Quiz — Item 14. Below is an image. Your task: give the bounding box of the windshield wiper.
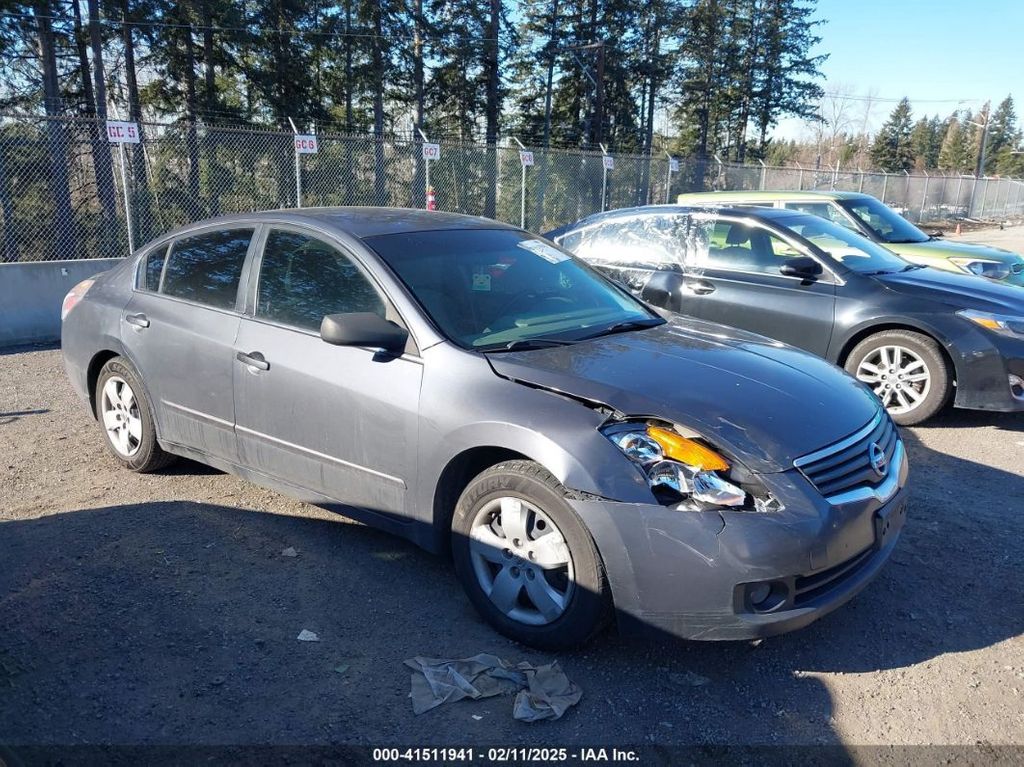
[484,338,577,353]
[901,264,927,271]
[579,316,665,340]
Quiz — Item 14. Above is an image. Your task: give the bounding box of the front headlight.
[957,309,1024,338]
[949,258,1011,281]
[603,421,778,511]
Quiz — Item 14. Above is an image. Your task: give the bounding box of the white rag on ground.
[404,653,582,721]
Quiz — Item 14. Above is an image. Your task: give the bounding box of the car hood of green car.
[889,239,1024,285]
[890,238,1022,265]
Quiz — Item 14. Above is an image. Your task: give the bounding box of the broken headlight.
[603,421,777,511]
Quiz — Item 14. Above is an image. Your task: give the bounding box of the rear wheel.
[451,460,610,649]
[95,357,175,472]
[845,330,952,425]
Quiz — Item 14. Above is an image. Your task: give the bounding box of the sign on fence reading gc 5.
[294,135,318,153]
[106,121,140,143]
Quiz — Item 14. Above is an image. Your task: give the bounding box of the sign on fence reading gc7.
[294,135,318,153]
[422,143,441,161]
[106,121,140,143]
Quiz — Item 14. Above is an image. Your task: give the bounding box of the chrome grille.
[795,412,901,502]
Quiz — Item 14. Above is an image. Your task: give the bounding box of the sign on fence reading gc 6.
[106,121,140,143]
[294,135,318,154]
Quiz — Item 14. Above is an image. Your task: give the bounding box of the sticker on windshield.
[518,239,569,264]
[472,273,492,291]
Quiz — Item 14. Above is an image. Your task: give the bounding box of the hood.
[875,266,1024,313]
[487,318,880,474]
[894,238,1024,265]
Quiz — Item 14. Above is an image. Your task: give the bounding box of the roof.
[155,207,516,243]
[676,190,871,202]
[547,203,810,235]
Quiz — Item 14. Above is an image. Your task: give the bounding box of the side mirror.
[320,312,408,354]
[779,256,823,280]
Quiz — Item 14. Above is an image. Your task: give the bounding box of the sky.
[771,0,1024,139]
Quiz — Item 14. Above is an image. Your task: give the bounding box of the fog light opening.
[746,581,788,613]
[1009,374,1024,401]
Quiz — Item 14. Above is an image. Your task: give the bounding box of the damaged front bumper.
[567,459,908,641]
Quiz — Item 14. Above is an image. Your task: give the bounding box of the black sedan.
[548,205,1024,425]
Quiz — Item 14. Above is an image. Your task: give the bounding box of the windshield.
[779,213,913,274]
[366,228,661,350]
[838,197,929,244]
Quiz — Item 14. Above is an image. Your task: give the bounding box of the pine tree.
[986,95,1021,175]
[938,114,973,173]
[870,97,914,172]
[909,115,941,170]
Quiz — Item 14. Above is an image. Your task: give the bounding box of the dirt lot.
[2,235,1024,752]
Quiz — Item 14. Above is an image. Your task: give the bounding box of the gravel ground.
[2,233,1023,751]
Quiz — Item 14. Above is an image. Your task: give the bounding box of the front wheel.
[845,330,952,426]
[451,460,611,649]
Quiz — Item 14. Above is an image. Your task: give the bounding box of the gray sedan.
[61,208,908,648]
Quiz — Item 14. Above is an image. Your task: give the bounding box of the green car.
[677,190,1024,287]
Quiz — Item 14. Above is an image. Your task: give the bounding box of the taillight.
[61,278,96,321]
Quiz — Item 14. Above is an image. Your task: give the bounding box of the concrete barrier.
[0,259,123,348]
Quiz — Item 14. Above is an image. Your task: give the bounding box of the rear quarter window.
[160,229,254,310]
[141,244,168,291]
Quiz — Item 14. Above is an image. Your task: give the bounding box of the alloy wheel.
[468,496,575,626]
[100,375,143,457]
[855,345,931,415]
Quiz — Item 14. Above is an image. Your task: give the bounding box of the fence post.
[511,137,529,229]
[758,159,767,191]
[117,142,135,253]
[919,170,929,223]
[880,172,888,203]
[796,162,804,191]
[857,168,864,193]
[287,118,302,207]
[978,178,988,218]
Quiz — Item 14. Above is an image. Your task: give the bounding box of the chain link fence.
[2,113,1023,263]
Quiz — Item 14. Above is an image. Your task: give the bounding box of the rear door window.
[160,229,254,310]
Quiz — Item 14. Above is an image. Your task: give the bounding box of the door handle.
[125,313,150,328]
[685,280,716,296]
[236,351,270,371]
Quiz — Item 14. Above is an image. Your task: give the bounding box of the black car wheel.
[451,460,611,649]
[95,357,176,472]
[845,330,952,425]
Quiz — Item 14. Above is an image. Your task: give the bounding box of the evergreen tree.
[870,97,914,172]
[938,113,973,172]
[909,115,941,170]
[986,95,1021,175]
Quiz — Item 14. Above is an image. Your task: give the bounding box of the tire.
[451,460,611,650]
[94,357,176,472]
[844,330,952,426]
